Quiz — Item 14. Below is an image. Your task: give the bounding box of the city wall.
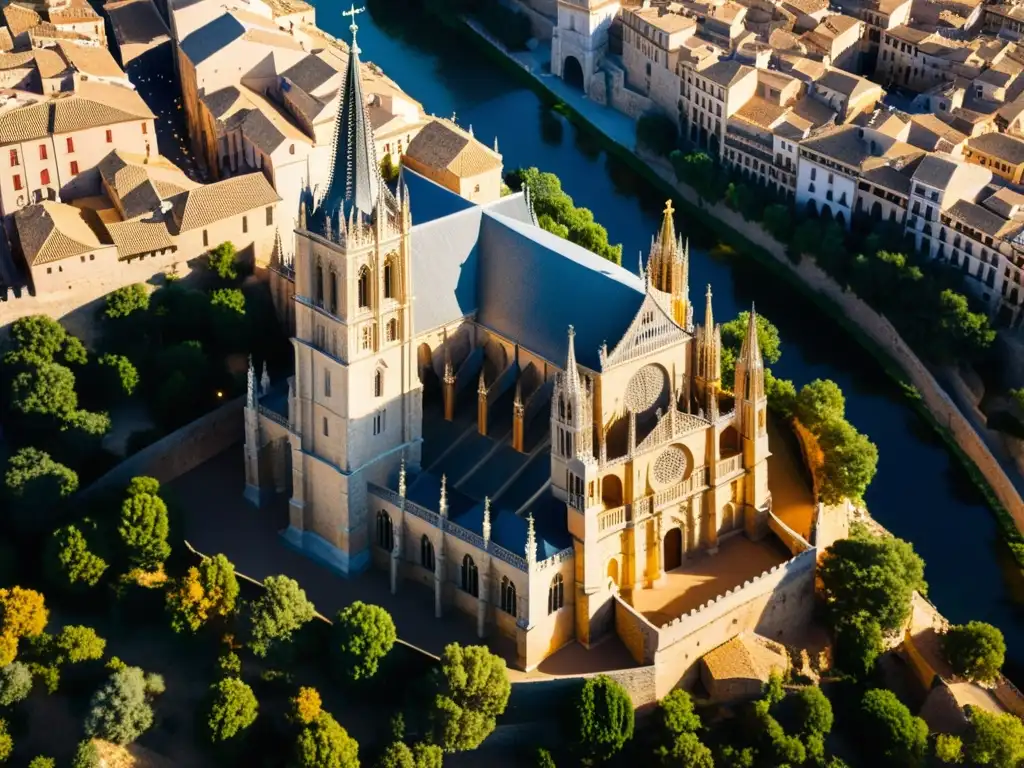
[79,396,244,500]
[615,545,817,697]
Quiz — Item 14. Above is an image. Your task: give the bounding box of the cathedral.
[243,16,796,678]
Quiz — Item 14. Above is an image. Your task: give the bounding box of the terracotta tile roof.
[27,21,92,43]
[801,124,920,169]
[735,96,787,128]
[263,0,313,17]
[0,29,14,52]
[0,51,36,71]
[242,27,303,50]
[702,633,788,682]
[105,0,170,66]
[783,0,828,14]
[3,3,42,37]
[98,149,197,219]
[106,218,173,255]
[0,100,51,144]
[32,47,69,79]
[702,59,754,89]
[48,0,101,22]
[818,68,879,100]
[171,172,279,232]
[57,41,125,79]
[15,200,105,265]
[405,118,501,179]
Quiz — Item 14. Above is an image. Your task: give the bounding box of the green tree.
[791,219,822,258]
[98,354,139,397]
[27,757,54,768]
[793,685,833,736]
[942,622,1006,684]
[54,625,105,663]
[380,154,399,183]
[0,719,10,762]
[126,476,160,497]
[568,674,635,763]
[659,732,714,768]
[671,151,723,204]
[720,311,782,385]
[217,651,242,679]
[859,688,928,767]
[333,601,397,682]
[535,747,556,768]
[0,662,32,706]
[935,733,963,764]
[833,613,883,680]
[965,707,1024,768]
[71,740,100,768]
[765,370,797,417]
[289,687,322,725]
[206,677,258,743]
[378,741,414,768]
[211,288,246,315]
[411,743,442,768]
[762,204,793,241]
[819,530,925,635]
[936,289,995,363]
[6,315,86,365]
[166,554,240,633]
[538,214,569,240]
[10,360,78,420]
[46,525,107,590]
[4,448,78,532]
[817,418,879,505]
[293,711,359,768]
[656,688,701,741]
[207,242,238,280]
[794,379,846,430]
[84,667,160,745]
[247,575,316,658]
[431,643,511,752]
[117,492,171,570]
[104,284,149,319]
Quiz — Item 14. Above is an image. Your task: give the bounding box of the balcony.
[724,134,774,166]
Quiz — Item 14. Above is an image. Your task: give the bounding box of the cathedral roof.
[476,212,644,370]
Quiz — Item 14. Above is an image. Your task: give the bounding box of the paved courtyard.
[626,534,791,627]
[169,446,636,680]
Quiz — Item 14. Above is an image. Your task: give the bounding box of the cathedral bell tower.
[734,307,770,536]
[283,6,421,575]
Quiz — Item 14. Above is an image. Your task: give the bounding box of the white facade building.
[551,0,620,93]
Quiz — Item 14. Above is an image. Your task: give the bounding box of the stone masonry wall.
[79,396,244,500]
[639,150,1024,525]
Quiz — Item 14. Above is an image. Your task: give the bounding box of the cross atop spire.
[342,4,364,53]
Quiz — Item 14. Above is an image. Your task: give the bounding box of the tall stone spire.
[482,497,491,544]
[564,325,582,398]
[647,200,689,327]
[439,474,448,518]
[525,514,536,565]
[246,355,256,408]
[735,305,765,402]
[316,4,381,224]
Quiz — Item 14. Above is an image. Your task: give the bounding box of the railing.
[598,505,627,533]
[652,465,709,510]
[406,500,440,528]
[443,518,486,550]
[258,404,289,428]
[535,545,574,571]
[716,454,742,477]
[725,135,774,166]
[490,543,528,571]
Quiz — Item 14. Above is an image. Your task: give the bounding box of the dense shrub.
[0,662,32,706]
[84,666,161,745]
[333,601,396,682]
[567,674,635,762]
[205,677,258,743]
[942,621,1006,684]
[430,643,511,752]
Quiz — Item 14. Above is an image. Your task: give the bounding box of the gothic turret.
[735,305,771,536]
[552,326,594,461]
[308,7,399,239]
[694,285,721,417]
[734,307,765,406]
[647,200,690,329]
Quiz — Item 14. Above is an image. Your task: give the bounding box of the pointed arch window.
[421,534,435,571]
[386,318,398,343]
[376,510,394,550]
[315,260,324,306]
[558,395,566,419]
[384,258,395,299]
[548,573,564,614]
[461,555,478,597]
[358,266,370,309]
[374,369,384,398]
[329,269,338,314]
[500,576,517,617]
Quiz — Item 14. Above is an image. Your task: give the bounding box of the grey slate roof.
[476,211,644,371]
[947,199,1013,237]
[969,131,1024,165]
[861,163,912,195]
[912,154,958,189]
[281,54,337,95]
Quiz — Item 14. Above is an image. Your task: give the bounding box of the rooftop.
[969,131,1024,165]
[14,200,107,266]
[701,59,754,89]
[702,633,788,683]
[102,0,170,66]
[404,118,501,179]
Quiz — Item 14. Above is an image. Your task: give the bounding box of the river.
[318,0,1024,674]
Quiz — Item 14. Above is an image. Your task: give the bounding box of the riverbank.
[431,7,1024,561]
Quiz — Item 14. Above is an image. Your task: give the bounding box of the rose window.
[624,364,666,413]
[653,446,688,486]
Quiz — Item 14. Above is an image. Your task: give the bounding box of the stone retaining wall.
[79,396,244,499]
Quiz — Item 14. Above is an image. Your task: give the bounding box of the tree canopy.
[207,242,239,280]
[568,674,635,763]
[206,677,258,743]
[816,418,879,505]
[332,601,396,682]
[248,575,316,658]
[966,707,1024,768]
[117,491,171,570]
[46,525,108,591]
[6,315,86,366]
[0,662,32,706]
[166,554,240,633]
[292,711,359,768]
[104,284,150,319]
[431,643,511,752]
[84,667,160,745]
[859,688,928,767]
[0,587,48,664]
[795,379,846,430]
[4,448,78,532]
[54,625,106,663]
[942,621,1006,684]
